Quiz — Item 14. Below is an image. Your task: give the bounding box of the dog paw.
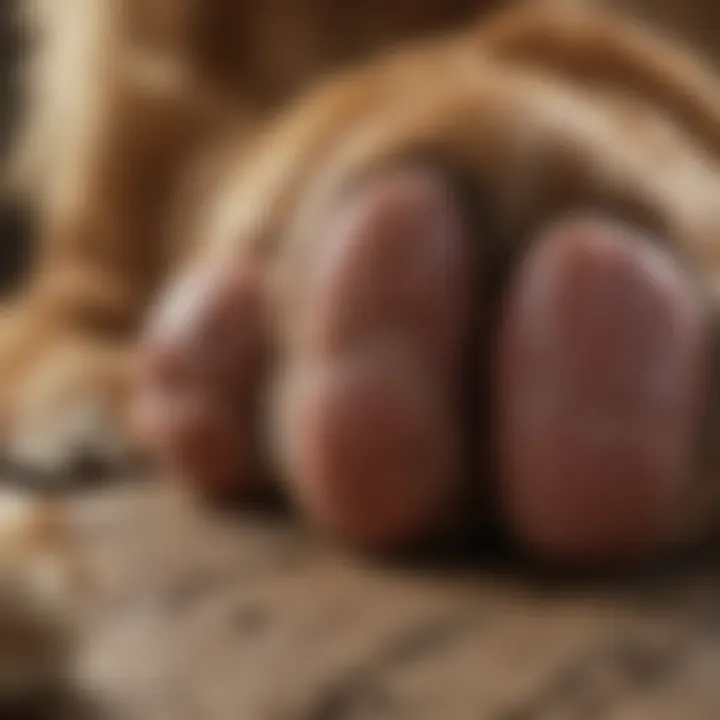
[0,311,137,483]
[140,6,720,566]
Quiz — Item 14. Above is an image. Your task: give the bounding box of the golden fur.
[0,0,717,478]
[0,1,715,472]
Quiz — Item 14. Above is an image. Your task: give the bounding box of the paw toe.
[497,217,709,564]
[139,261,270,497]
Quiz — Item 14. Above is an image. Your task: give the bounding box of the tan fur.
[0,0,716,476]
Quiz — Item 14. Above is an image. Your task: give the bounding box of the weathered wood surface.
[52,480,720,720]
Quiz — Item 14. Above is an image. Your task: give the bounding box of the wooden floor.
[53,480,720,720]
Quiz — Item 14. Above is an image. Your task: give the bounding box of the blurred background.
[0,0,30,294]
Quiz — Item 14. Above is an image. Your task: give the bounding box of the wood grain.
[48,480,720,720]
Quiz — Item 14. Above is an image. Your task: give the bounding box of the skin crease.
[4,0,720,567]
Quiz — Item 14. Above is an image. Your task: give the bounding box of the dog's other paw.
[0,311,138,483]
[0,491,82,704]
